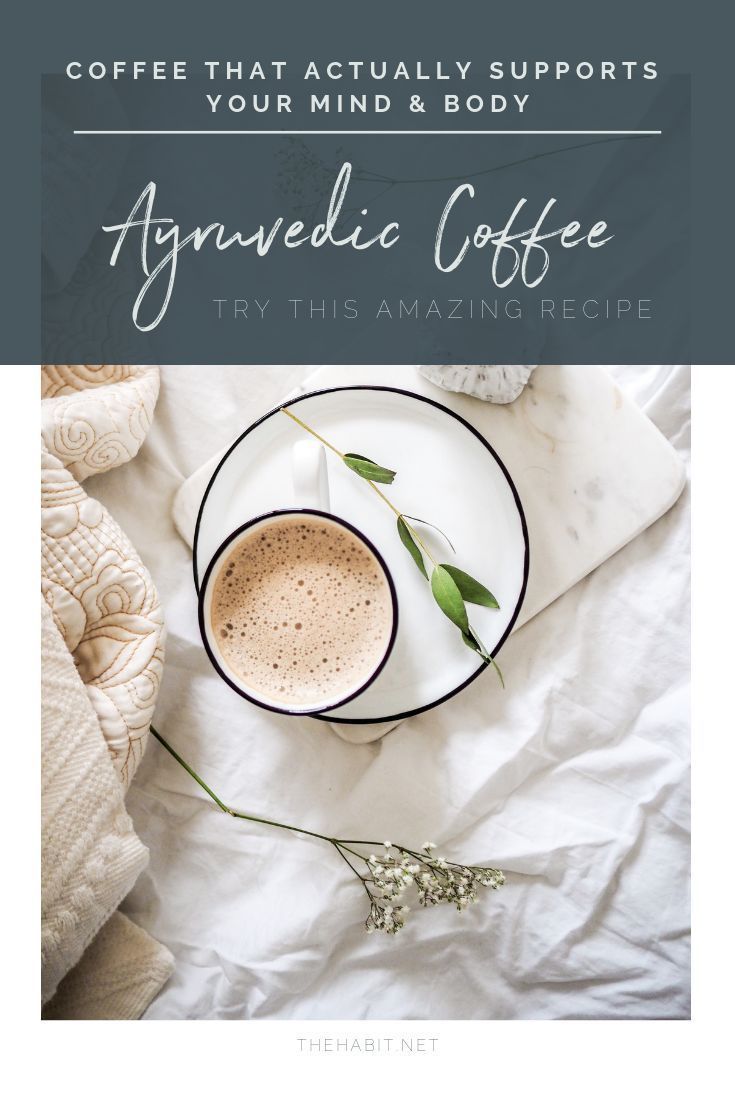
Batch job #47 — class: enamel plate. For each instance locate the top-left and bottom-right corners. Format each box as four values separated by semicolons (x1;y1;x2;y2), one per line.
193;386;529;723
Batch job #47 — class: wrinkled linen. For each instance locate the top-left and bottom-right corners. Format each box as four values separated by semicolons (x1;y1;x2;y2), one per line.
92;365;689;1020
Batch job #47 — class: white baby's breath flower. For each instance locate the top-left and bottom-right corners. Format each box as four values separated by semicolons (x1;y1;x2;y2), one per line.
339;837;503;935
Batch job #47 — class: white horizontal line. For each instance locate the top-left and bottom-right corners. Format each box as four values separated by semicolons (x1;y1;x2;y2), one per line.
73;128;662;136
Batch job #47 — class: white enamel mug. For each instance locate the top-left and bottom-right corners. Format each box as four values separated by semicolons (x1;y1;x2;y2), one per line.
198;442;398;716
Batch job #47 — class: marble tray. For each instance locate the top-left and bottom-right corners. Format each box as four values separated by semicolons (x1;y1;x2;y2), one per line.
174;364;686;741
292;366;686;629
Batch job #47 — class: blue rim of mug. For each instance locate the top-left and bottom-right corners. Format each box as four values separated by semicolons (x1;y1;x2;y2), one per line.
198;508;399;717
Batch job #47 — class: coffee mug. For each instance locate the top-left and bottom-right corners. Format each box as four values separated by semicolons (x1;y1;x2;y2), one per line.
198;441;398;716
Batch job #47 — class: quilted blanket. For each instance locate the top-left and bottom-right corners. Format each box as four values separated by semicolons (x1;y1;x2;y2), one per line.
41;365;173;1018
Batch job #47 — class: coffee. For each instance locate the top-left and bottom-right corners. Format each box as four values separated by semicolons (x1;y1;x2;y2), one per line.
209;515;394;709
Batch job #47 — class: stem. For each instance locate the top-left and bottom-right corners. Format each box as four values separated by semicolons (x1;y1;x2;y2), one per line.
337;839;399;848
331;842;366;880
467;626;504;685
151;728;406;857
331;841;373;901
151;729;505;925
152;726;232;815
150;730;504;886
367;485;438;567
280;404;437;566
279;403;500;682
280;406;345;461
226;808;336;844
151;726;336;845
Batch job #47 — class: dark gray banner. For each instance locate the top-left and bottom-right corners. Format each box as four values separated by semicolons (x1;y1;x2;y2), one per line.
7;0;729;362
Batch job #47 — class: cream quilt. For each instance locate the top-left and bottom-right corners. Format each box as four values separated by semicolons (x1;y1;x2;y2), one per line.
41;365;173;1018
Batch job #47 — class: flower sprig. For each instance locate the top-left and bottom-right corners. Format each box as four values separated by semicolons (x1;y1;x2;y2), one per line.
152;727;505;935
280;404;504;684
363;842;505;934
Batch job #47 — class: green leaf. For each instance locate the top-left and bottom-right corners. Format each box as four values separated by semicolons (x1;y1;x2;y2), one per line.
463;629;505;687
343;453;396;484
430;565;469;633
401;515;456;552
462;626;490;659
397;516;428;578
440;564;499;608
462;630;483;654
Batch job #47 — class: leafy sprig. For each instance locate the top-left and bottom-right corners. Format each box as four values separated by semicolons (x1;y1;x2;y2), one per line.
281;404;504;683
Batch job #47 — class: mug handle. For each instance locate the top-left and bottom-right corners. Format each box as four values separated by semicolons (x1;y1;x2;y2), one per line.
291;439;331;511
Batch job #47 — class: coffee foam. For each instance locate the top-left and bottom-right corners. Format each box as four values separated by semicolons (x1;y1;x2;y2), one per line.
210;515;393;709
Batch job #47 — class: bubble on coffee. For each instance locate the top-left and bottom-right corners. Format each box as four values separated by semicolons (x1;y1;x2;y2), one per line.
210;516;394;709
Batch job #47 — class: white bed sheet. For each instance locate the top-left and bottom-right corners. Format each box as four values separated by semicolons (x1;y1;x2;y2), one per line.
91;364;690;1020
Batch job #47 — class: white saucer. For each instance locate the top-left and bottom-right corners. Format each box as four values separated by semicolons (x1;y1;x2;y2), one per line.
193;386;529;723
